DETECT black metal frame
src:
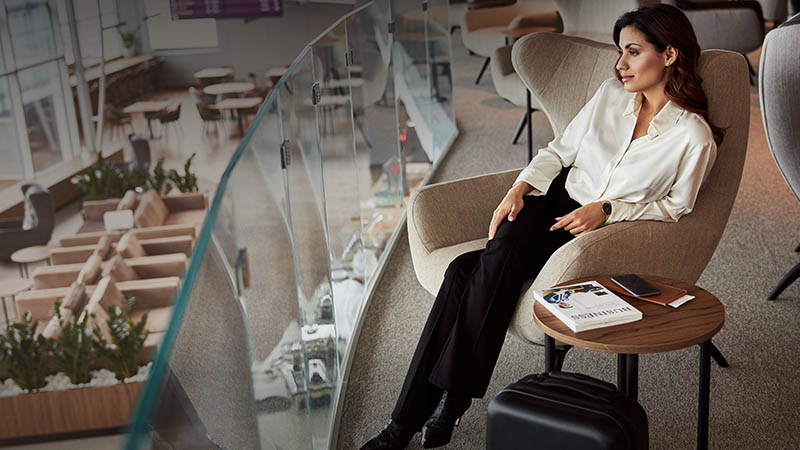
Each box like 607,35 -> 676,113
768,242 -> 800,300
510,91 -> 535,162
475,57 -> 490,84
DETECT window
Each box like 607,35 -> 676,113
145,0 -> 219,50
0,76 -> 23,181
4,0 -> 74,176
58,0 -> 123,66
6,0 -> 56,67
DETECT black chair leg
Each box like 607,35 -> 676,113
768,260 -> 800,300
553,346 -> 571,371
475,57 -> 490,84
794,242 -> 800,252
512,110 -> 528,144
742,53 -> 757,86
709,341 -> 729,368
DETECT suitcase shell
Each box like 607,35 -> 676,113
487,371 -> 648,450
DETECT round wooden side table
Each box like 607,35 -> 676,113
0,278 -> 33,325
10,245 -> 51,278
533,274 -> 725,450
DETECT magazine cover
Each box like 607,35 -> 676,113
535,281 -> 643,332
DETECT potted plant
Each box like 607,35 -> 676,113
120,31 -> 135,58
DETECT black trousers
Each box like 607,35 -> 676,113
392,169 -> 581,429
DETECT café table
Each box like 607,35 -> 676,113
203,82 -> 255,98
194,67 -> 234,80
10,245 -> 51,278
122,100 -> 171,138
211,97 -> 263,137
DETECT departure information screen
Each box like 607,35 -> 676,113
170,0 -> 282,19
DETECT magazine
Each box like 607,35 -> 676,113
534,281 -> 643,332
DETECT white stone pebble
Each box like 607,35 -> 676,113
0,378 -> 26,397
0,364 -> 151,397
124,362 -> 151,383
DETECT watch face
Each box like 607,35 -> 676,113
602,202 -> 612,215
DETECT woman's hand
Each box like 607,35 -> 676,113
550,202 -> 607,236
488,183 -> 532,239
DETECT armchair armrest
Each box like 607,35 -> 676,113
492,45 -> 516,77
408,169 -> 520,256
510,205 -> 726,345
507,11 -> 563,32
0,217 -> 23,229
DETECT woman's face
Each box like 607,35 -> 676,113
616,25 -> 671,94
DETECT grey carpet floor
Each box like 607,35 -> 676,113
336,31 -> 800,450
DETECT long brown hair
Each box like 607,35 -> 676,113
613,4 -> 724,145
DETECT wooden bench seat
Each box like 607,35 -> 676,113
15,276 -> 180,321
59,223 -> 198,247
50,235 -> 194,264
32,253 -> 188,289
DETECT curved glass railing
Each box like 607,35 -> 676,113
123,1 -> 456,449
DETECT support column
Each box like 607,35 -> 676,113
64,0 -> 95,153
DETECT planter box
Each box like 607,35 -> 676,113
0,381 -> 143,440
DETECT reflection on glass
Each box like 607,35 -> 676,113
283,49 -> 340,450
0,29 -> 5,73
18,64 -> 64,173
125,2 -> 458,449
6,0 -> 56,67
0,77 -> 23,182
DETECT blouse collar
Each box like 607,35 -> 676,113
623,92 -> 685,138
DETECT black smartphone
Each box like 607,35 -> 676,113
611,274 -> 661,297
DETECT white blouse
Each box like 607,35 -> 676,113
513,77 -> 717,224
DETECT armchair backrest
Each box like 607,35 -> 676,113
129,136 -> 151,172
759,13 -> 800,202
21,183 -> 54,236
512,32 -> 749,283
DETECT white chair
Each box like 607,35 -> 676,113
462,0 -> 559,84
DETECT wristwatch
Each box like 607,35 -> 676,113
601,201 -> 612,216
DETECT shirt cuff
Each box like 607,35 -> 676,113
513,170 -> 551,195
511,180 -> 544,196
605,199 -> 630,224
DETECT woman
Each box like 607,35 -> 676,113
360,4 -> 723,449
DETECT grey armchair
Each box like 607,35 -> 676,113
0,184 -> 55,261
757,0 -> 788,23
407,34 -> 749,357
663,0 -> 764,83
759,13 -> 800,299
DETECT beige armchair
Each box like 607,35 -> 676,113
462,0 -> 559,83
407,33 -> 749,355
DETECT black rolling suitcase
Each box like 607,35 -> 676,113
487,371 -> 648,450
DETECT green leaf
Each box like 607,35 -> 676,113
0,313 -> 52,391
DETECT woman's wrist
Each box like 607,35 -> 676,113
510,182 -> 534,196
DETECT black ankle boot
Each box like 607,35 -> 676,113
420,391 -> 472,448
358,420 -> 416,450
